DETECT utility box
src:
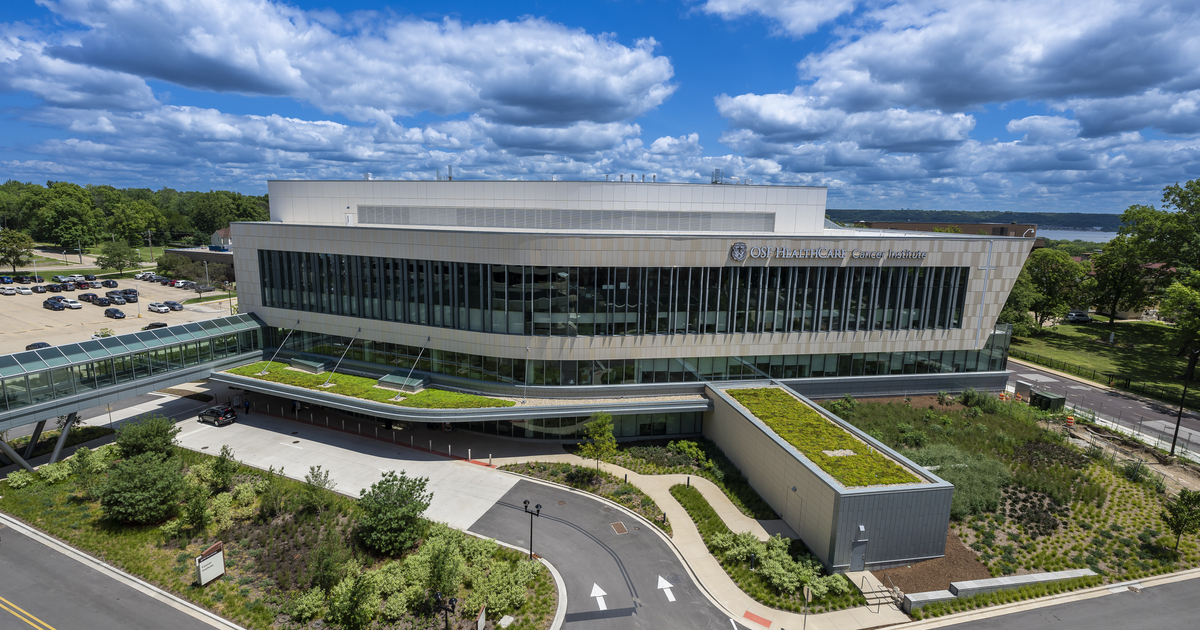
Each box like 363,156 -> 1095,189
1029,391 -> 1066,412
1015,381 -> 1033,399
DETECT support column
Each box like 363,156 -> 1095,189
49,413 -> 77,464
0,439 -> 35,473
23,419 -> 47,460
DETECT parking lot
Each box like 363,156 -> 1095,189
0,277 -> 235,354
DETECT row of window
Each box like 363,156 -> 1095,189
461,412 -> 704,440
0,331 -> 262,412
271,328 -> 1011,387
258,250 -> 971,337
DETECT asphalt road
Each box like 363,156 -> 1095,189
468,480 -> 733,630
936,579 -> 1197,630
0,522 -> 220,630
1008,361 -> 1200,454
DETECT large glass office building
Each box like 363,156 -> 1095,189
234,180 -> 1029,439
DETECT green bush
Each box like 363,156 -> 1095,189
38,461 -> 72,484
357,471 -> 432,556
326,570 -> 380,630
115,413 -> 180,458
69,446 -> 104,498
182,483 -> 211,531
372,561 -> 407,597
99,452 -> 186,525
289,586 -> 325,624
413,529 -> 466,599
211,492 -> 235,531
308,532 -> 351,594
5,468 -> 38,489
907,444 -> 1011,519
211,445 -> 239,491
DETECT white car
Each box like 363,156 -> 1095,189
135,271 -> 154,280
66,275 -> 86,283
0,287 -> 14,295
16,286 -> 32,295
147,302 -> 171,313
60,298 -> 82,309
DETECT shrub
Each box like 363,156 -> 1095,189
6,469 -> 39,489
257,466 -> 290,520
289,586 -> 325,624
302,465 -> 336,513
39,461 -> 71,484
309,532 -> 350,594
372,561 -> 407,597
408,526 -> 466,600
182,483 -> 211,530
159,518 -> 185,540
211,445 -> 239,491
357,470 -> 432,556
326,570 -> 380,630
98,452 -> 185,525
211,492 -> 235,531
69,446 -> 103,498
465,557 -> 542,614
907,444 -> 1010,519
115,413 -> 179,458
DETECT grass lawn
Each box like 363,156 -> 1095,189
185,292 -> 236,305
500,461 -> 672,535
228,361 -> 515,409
1010,320 -> 1192,405
5,426 -> 115,459
84,244 -> 171,263
1,444 -> 555,630
727,388 -> 920,487
669,484 -> 864,614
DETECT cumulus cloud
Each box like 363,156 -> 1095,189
1064,89 -> 1200,137
699,0 -> 858,37
1006,116 -> 1081,145
37,0 -> 676,127
649,133 -> 703,155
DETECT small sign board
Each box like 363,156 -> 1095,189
477,605 -> 486,630
196,541 -> 226,586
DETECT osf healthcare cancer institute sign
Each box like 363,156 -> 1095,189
196,541 -> 226,586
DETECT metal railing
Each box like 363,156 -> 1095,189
1009,348 -> 1197,409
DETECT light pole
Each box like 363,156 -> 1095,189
523,346 -> 530,402
1171,349 -> 1200,456
432,592 -> 457,630
523,499 -> 542,559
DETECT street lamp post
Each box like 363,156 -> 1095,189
523,499 -> 542,559
432,592 -> 457,630
1171,350 -> 1200,456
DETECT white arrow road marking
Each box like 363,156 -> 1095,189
590,583 -> 607,610
657,575 -> 676,602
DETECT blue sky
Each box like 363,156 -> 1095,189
2,0 -> 1199,213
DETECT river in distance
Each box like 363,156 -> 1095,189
1037,229 -> 1114,242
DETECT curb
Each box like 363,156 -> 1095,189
0,512 -> 249,630
464,529 -> 568,630
493,465 -> 754,628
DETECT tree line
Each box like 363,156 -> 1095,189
999,179 -> 1200,367
827,208 -> 1124,231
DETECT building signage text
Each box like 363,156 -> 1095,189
730,243 -> 927,262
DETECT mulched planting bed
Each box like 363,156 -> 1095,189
500,462 -> 671,535
871,531 -> 991,593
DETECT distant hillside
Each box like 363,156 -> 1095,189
825,209 -> 1122,232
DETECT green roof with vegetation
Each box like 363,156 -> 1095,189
227,361 -> 515,409
725,388 -> 920,487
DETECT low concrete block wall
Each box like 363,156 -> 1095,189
902,590 -> 955,613
949,568 -> 1096,597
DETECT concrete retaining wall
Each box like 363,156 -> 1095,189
949,568 -> 1096,597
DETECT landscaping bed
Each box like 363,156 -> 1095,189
870,531 -> 991,593
669,484 -> 864,613
499,461 -> 672,535
823,391 -> 1200,585
0,415 -> 554,630
727,388 -> 920,487
910,575 -> 1103,620
5,426 -> 115,460
567,437 -> 775,520
227,361 -> 514,409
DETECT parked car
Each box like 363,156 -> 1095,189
84,274 -> 97,281
66,274 -> 85,282
198,406 -> 237,426
122,288 -> 139,296
46,284 -> 62,292
62,283 -> 75,291
142,321 -> 169,330
1066,311 -> 1092,323
0,287 -> 15,296
109,296 -> 126,305
78,292 -> 98,303
0,276 -> 12,284
93,297 -> 111,307
16,286 -> 32,295
101,279 -> 118,288
46,295 -> 65,303
31,285 -> 46,293
25,342 -> 51,350
76,281 -> 93,289
163,301 -> 184,311
134,271 -> 152,279
51,275 -> 68,283
147,302 -> 170,313
15,276 -> 30,283
60,298 -> 82,309
194,285 -> 217,293
104,308 -> 125,319
122,294 -> 138,303
31,276 -> 43,283
42,299 -> 64,311
160,278 -> 174,285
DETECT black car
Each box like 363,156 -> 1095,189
101,280 -> 118,288
198,406 -> 237,426
25,342 -> 51,350
43,299 -> 64,311
31,285 -> 46,293
109,295 -> 126,305
93,297 -> 111,307
160,278 -> 174,285
46,284 -> 62,293
62,283 -> 75,291
84,274 -> 97,281
164,301 -> 184,311
104,308 -> 125,319
15,276 -> 30,283
32,276 -> 44,283
122,288 -> 139,296
142,321 -> 169,330
122,294 -> 138,303
78,292 -> 98,303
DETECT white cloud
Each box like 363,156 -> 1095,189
1064,89 -> 1200,137
649,133 -> 703,155
1006,116 -> 1081,145
699,0 -> 858,37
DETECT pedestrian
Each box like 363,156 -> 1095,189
292,400 -> 300,414
243,399 -> 251,415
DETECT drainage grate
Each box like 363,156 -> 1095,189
611,522 -> 628,535
558,501 -> 566,505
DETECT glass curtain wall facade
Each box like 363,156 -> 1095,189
0,315 -> 263,413
268,326 -> 1012,387
258,251 -> 971,336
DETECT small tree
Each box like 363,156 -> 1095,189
257,465 -> 289,520
211,444 -> 239,491
183,483 -> 211,531
302,465 -> 337,513
1161,488 -> 1200,552
327,570 -> 381,630
99,452 -> 186,524
309,532 -> 350,594
155,252 -> 190,277
0,228 -> 36,273
576,412 -> 617,469
69,446 -> 103,499
115,413 -> 180,458
357,471 -> 432,556
95,240 -> 139,276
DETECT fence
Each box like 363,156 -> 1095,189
1009,348 -> 1194,409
